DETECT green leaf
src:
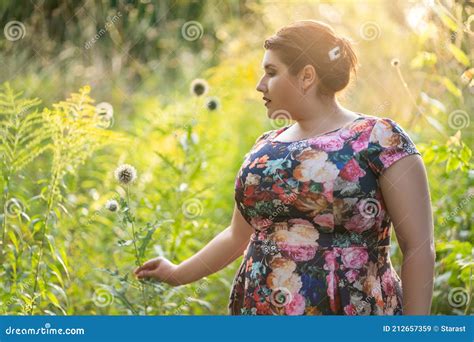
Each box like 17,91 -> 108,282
446,156 -> 461,172
185,296 -> 212,310
138,226 -> 159,260
117,239 -> 133,247
433,6 -> 459,32
436,146 -> 449,162
422,148 -> 435,163
460,144 -> 472,163
410,52 -> 437,69
54,251 -> 70,280
440,77 -> 462,98
447,44 -> 470,67
8,230 -> 19,252
46,291 -> 66,314
155,151 -> 182,174
49,263 -> 65,288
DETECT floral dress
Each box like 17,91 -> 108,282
228,114 -> 421,315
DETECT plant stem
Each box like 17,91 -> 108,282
1,179 -> 9,257
126,185 -> 148,315
464,267 -> 472,315
29,170 -> 58,315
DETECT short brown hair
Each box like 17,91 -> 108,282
263,20 -> 358,97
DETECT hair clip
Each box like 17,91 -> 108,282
328,46 -> 341,61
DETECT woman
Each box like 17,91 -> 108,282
134,20 -> 435,315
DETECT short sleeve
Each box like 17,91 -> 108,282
365,117 -> 421,176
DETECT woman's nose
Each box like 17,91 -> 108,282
256,78 -> 266,93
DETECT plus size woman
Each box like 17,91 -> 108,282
134,20 -> 435,316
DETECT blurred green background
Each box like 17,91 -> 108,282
0,0 -> 472,315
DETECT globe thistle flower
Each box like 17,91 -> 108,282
105,199 -> 119,212
96,102 -> 114,121
391,58 -> 400,67
205,97 -> 220,111
190,78 -> 209,97
114,164 -> 137,185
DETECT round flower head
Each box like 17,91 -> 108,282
390,58 -> 400,67
114,164 -> 137,185
190,78 -> 209,97
205,97 -> 220,111
96,102 -> 114,121
105,199 -> 119,212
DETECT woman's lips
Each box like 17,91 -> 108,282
264,100 -> 271,107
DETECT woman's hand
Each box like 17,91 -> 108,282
133,257 -> 182,286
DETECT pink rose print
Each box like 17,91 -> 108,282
288,218 -> 313,227
340,158 -> 366,182
345,269 -> 359,283
344,303 -> 357,315
313,213 -> 334,229
277,243 -> 317,262
339,127 -> 354,140
250,216 -> 273,231
382,269 -> 396,296
341,247 -> 369,269
322,182 -> 334,202
323,249 -> 340,272
351,130 -> 371,153
379,148 -> 407,170
285,293 -> 306,315
309,134 -> 345,152
326,271 -> 340,313
344,214 -> 375,233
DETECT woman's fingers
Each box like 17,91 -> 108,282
136,269 -> 155,280
134,257 -> 162,274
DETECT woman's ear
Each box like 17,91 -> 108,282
299,64 -> 317,95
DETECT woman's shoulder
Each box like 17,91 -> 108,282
254,125 -> 289,144
353,114 -> 411,134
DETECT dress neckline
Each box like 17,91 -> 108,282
271,114 -> 366,144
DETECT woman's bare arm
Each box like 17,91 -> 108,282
379,154 -> 436,315
135,203 -> 254,286
174,204 -> 254,285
